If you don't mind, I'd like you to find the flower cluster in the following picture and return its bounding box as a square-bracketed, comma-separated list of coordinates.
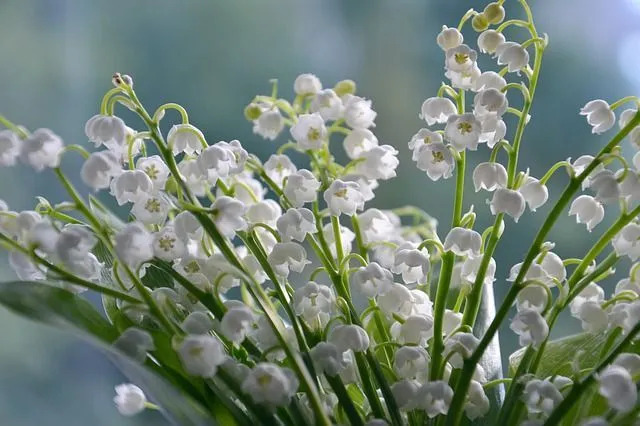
[1, 1, 640, 425]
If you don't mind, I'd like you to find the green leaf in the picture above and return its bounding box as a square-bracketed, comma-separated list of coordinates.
[0, 281, 217, 426]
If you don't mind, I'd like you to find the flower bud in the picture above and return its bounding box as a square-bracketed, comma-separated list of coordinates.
[334, 79, 356, 97]
[484, 3, 505, 24]
[471, 14, 489, 32]
[244, 103, 262, 121]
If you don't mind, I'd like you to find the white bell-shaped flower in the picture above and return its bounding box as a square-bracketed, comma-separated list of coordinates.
[344, 128, 378, 159]
[177, 158, 207, 197]
[445, 44, 478, 73]
[580, 100, 615, 134]
[358, 208, 396, 244]
[473, 71, 507, 92]
[136, 155, 170, 191]
[276, 208, 315, 242]
[343, 95, 377, 129]
[263, 154, 297, 185]
[465, 380, 490, 420]
[221, 304, 256, 344]
[523, 379, 564, 417]
[55, 224, 97, 267]
[178, 335, 226, 378]
[510, 308, 548, 348]
[167, 124, 205, 155]
[290, 113, 327, 150]
[310, 342, 346, 376]
[409, 128, 443, 158]
[392, 248, 430, 285]
[495, 41, 529, 73]
[114, 328, 155, 363]
[131, 193, 170, 225]
[378, 283, 414, 319]
[152, 226, 185, 261]
[489, 187, 526, 222]
[569, 283, 605, 315]
[577, 300, 608, 333]
[113, 384, 146, 416]
[268, 242, 310, 277]
[520, 176, 549, 211]
[329, 324, 370, 353]
[283, 169, 320, 207]
[612, 223, 640, 261]
[437, 25, 463, 51]
[197, 144, 234, 184]
[477, 30, 505, 54]
[392, 379, 420, 411]
[393, 346, 430, 379]
[597, 365, 637, 413]
[20, 128, 64, 171]
[110, 170, 153, 205]
[446, 63, 482, 91]
[322, 222, 355, 257]
[460, 255, 496, 287]
[293, 281, 335, 330]
[420, 97, 457, 126]
[0, 130, 20, 166]
[173, 211, 203, 243]
[445, 113, 482, 151]
[81, 150, 122, 190]
[614, 353, 640, 377]
[323, 179, 365, 216]
[343, 174, 378, 202]
[414, 142, 456, 181]
[355, 145, 399, 180]
[473, 88, 508, 119]
[211, 196, 247, 237]
[588, 170, 620, 204]
[473, 162, 507, 192]
[569, 195, 604, 231]
[414, 381, 453, 418]
[444, 332, 480, 368]
[391, 315, 434, 346]
[310, 88, 344, 121]
[242, 363, 299, 407]
[245, 199, 281, 227]
[618, 169, 640, 203]
[115, 222, 154, 269]
[85, 114, 127, 150]
[351, 262, 394, 298]
[412, 290, 435, 318]
[9, 251, 45, 281]
[443, 227, 482, 257]
[294, 73, 322, 95]
[253, 108, 285, 140]
[478, 115, 507, 148]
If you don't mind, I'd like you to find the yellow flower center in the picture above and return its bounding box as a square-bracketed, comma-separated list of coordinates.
[145, 198, 161, 213]
[457, 121, 473, 134]
[432, 151, 445, 163]
[454, 52, 469, 64]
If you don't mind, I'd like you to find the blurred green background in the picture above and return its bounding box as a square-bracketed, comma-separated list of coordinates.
[1, 0, 639, 424]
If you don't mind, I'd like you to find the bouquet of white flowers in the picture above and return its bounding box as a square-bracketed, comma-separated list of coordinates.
[1, 1, 639, 425]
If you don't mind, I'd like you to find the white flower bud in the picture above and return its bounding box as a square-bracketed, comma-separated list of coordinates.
[510, 308, 549, 348]
[20, 128, 64, 171]
[393, 346, 430, 379]
[310, 342, 345, 376]
[167, 124, 205, 155]
[329, 324, 370, 353]
[355, 145, 399, 180]
[283, 169, 320, 207]
[465, 380, 490, 420]
[437, 26, 463, 51]
[264, 154, 297, 186]
[343, 95, 377, 129]
[444, 332, 480, 367]
[445, 44, 477, 73]
[276, 208, 315, 242]
[477, 30, 505, 54]
[495, 41, 529, 73]
[110, 170, 153, 205]
[473, 162, 507, 192]
[310, 89, 344, 121]
[597, 365, 637, 413]
[85, 114, 127, 150]
[242, 363, 299, 406]
[178, 335, 226, 378]
[443, 227, 482, 257]
[294, 73, 322, 95]
[81, 150, 122, 190]
[0, 130, 21, 166]
[113, 384, 146, 416]
[290, 113, 327, 150]
[211, 196, 247, 237]
[351, 262, 394, 298]
[569, 195, 604, 231]
[323, 179, 365, 216]
[344, 128, 378, 159]
[420, 97, 457, 126]
[612, 223, 640, 261]
[392, 248, 430, 285]
[115, 222, 154, 269]
[490, 187, 526, 222]
[414, 142, 456, 181]
[523, 379, 563, 417]
[445, 113, 482, 151]
[520, 176, 549, 211]
[268, 242, 310, 277]
[414, 381, 453, 418]
[580, 100, 615, 135]
[221, 304, 256, 344]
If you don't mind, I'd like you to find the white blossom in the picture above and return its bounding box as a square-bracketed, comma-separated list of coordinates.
[414, 381, 453, 418]
[351, 262, 394, 298]
[473, 71, 507, 92]
[245, 199, 281, 227]
[344, 95, 377, 129]
[392, 379, 420, 411]
[114, 328, 155, 363]
[136, 155, 170, 191]
[276, 208, 315, 242]
[612, 223, 640, 260]
[115, 222, 154, 269]
[283, 169, 320, 207]
[580, 100, 615, 134]
[392, 248, 430, 285]
[153, 226, 185, 261]
[477, 30, 505, 54]
[444, 332, 479, 368]
[576, 301, 608, 333]
[310, 89, 344, 121]
[268, 242, 310, 277]
[446, 64, 481, 91]
[167, 124, 205, 155]
[197, 143, 235, 184]
[81, 150, 122, 190]
[391, 315, 434, 346]
[437, 25, 463, 51]
[461, 255, 496, 287]
[393, 346, 430, 379]
[489, 187, 526, 222]
[495, 41, 529, 73]
[178, 335, 226, 377]
[445, 44, 477, 73]
[0, 130, 20, 166]
[614, 353, 640, 377]
[444, 113, 482, 151]
[85, 114, 127, 150]
[221, 304, 256, 344]
[420, 97, 457, 126]
[20, 128, 64, 171]
[253, 109, 285, 140]
[473, 88, 508, 119]
[588, 170, 620, 204]
[242, 363, 298, 406]
[113, 384, 146, 416]
[131, 193, 170, 225]
[294, 73, 322, 95]
[473, 162, 507, 192]
[310, 342, 345, 376]
[465, 380, 490, 420]
[329, 324, 370, 353]
[409, 128, 443, 158]
[523, 379, 564, 417]
[597, 365, 637, 413]
[211, 196, 247, 237]
[110, 170, 153, 205]
[344, 128, 378, 159]
[290, 113, 327, 150]
[322, 222, 355, 257]
[520, 176, 549, 211]
[569, 283, 604, 315]
[357, 208, 396, 244]
[510, 308, 549, 348]
[414, 142, 456, 181]
[443, 227, 482, 257]
[323, 179, 365, 216]
[263, 154, 297, 185]
[569, 195, 604, 231]
[293, 281, 335, 330]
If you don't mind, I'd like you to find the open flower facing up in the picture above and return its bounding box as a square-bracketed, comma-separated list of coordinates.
[1, 4, 640, 425]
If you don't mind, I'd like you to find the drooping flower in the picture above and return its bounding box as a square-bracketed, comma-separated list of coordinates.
[393, 346, 430, 380]
[0, 130, 21, 166]
[178, 335, 226, 378]
[392, 248, 430, 285]
[20, 128, 64, 171]
[110, 170, 153, 205]
[510, 308, 549, 348]
[597, 365, 637, 413]
[343, 95, 377, 129]
[167, 124, 205, 155]
[329, 324, 370, 353]
[443, 227, 482, 257]
[489, 187, 526, 222]
[268, 242, 311, 277]
[351, 262, 394, 298]
[113, 384, 146, 416]
[241, 363, 299, 407]
[580, 100, 615, 134]
[569, 195, 604, 231]
[283, 169, 320, 207]
[81, 150, 122, 191]
[437, 26, 463, 51]
[323, 179, 366, 216]
[114, 222, 154, 269]
[294, 73, 322, 95]
[344, 128, 378, 159]
[276, 208, 315, 242]
[444, 113, 482, 151]
[420, 97, 457, 126]
[414, 381, 454, 418]
[211, 196, 247, 237]
[477, 30, 505, 54]
[473, 162, 507, 192]
[355, 145, 399, 180]
[495, 41, 529, 73]
[290, 113, 327, 150]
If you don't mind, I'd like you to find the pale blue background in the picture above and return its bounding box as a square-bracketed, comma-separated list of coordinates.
[1, 0, 639, 424]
